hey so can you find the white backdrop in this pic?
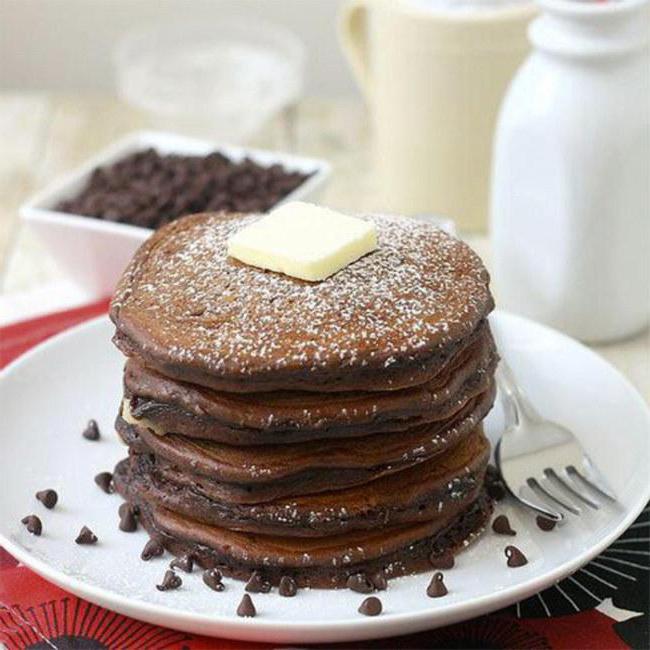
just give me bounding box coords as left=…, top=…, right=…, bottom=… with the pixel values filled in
left=0, top=0, right=358, bottom=97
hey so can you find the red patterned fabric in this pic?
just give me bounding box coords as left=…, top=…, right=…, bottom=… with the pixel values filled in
left=0, top=303, right=644, bottom=649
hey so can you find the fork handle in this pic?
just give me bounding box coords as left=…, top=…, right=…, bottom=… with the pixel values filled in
left=497, top=360, right=542, bottom=425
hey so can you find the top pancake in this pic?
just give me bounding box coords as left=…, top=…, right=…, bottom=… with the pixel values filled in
left=111, top=212, right=494, bottom=393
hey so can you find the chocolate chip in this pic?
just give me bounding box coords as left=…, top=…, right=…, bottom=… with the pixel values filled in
left=429, top=551, right=455, bottom=570
left=505, top=545, right=528, bottom=567
left=82, top=419, right=100, bottom=440
left=119, top=504, right=138, bottom=532
left=75, top=526, right=97, bottom=545
left=203, top=568, right=225, bottom=591
left=170, top=554, right=194, bottom=573
left=245, top=571, right=271, bottom=593
left=237, top=594, right=256, bottom=618
left=278, top=575, right=297, bottom=597
left=21, top=515, right=42, bottom=536
left=156, top=570, right=182, bottom=591
left=94, top=472, right=114, bottom=494
left=536, top=515, right=557, bottom=531
left=487, top=482, right=507, bottom=501
left=369, top=570, right=387, bottom=591
left=35, top=489, right=58, bottom=509
left=492, top=514, right=516, bottom=536
left=141, top=539, right=164, bottom=561
left=346, top=572, right=374, bottom=594
left=358, top=596, right=382, bottom=616
left=426, top=572, right=448, bottom=598
left=118, top=502, right=139, bottom=518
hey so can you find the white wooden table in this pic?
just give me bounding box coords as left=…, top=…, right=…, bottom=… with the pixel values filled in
left=1, top=92, right=648, bottom=402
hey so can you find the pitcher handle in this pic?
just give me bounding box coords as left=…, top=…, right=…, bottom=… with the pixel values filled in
left=338, top=0, right=372, bottom=99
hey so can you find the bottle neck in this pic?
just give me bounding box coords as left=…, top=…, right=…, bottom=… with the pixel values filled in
left=529, top=0, right=650, bottom=59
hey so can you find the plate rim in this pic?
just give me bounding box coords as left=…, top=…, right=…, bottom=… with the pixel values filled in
left=1, top=311, right=649, bottom=643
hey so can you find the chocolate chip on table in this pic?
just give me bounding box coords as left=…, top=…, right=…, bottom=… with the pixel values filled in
left=278, top=575, right=298, bottom=597
left=426, top=572, right=448, bottom=598
left=82, top=419, right=100, bottom=441
left=157, top=570, right=182, bottom=591
left=245, top=571, right=271, bottom=593
left=358, top=596, right=382, bottom=617
left=346, top=572, right=374, bottom=594
left=492, top=514, right=516, bottom=536
left=370, top=570, right=387, bottom=591
left=141, top=539, right=164, bottom=561
left=94, top=472, right=114, bottom=494
left=75, top=526, right=98, bottom=545
left=505, top=545, right=528, bottom=568
left=119, top=504, right=138, bottom=532
left=203, top=568, right=225, bottom=592
left=237, top=594, right=256, bottom=618
left=170, top=554, right=194, bottom=573
left=429, top=551, right=455, bottom=570
left=21, top=515, right=42, bottom=536
left=119, top=502, right=139, bottom=518
left=536, top=515, right=557, bottom=531
left=35, top=489, right=58, bottom=509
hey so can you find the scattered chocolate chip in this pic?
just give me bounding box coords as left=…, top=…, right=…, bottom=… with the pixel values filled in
left=237, top=594, right=256, bottom=618
left=358, top=596, right=382, bottom=616
left=536, top=515, right=557, bottom=531
left=429, top=551, right=455, bottom=570
left=426, top=572, right=448, bottom=598
left=505, top=545, right=528, bottom=567
left=94, top=472, right=114, bottom=494
left=118, top=504, right=138, bottom=532
left=370, top=570, right=387, bottom=591
left=141, top=539, right=164, bottom=561
left=118, top=502, right=139, bottom=518
left=245, top=571, right=271, bottom=593
left=203, top=568, right=225, bottom=592
left=82, top=419, right=100, bottom=441
left=156, top=570, right=182, bottom=591
left=21, top=515, right=42, bottom=536
left=170, top=554, right=194, bottom=573
left=346, top=572, right=374, bottom=594
left=75, top=526, right=97, bottom=545
left=487, top=482, right=507, bottom=501
left=492, top=514, right=516, bottom=536
left=35, top=489, right=58, bottom=509
left=279, top=575, right=297, bottom=597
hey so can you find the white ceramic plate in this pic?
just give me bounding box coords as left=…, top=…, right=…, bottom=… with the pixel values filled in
left=0, top=312, right=648, bottom=644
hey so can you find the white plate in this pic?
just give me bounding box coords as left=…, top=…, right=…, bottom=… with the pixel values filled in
left=0, top=311, right=648, bottom=644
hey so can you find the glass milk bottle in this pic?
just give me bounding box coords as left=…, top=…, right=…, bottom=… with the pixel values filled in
left=491, top=0, right=650, bottom=341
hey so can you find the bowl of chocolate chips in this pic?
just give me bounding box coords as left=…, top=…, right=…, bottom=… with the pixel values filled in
left=20, top=130, right=330, bottom=297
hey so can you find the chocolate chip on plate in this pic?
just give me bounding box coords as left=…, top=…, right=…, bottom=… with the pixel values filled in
left=203, top=568, right=225, bottom=592
left=94, top=472, right=114, bottom=494
left=492, top=514, right=516, bottom=536
left=278, top=575, right=298, bottom=597
left=237, top=594, right=256, bottom=618
left=536, top=515, right=557, bottom=531
left=75, top=526, right=97, bottom=545
left=119, top=504, right=138, bottom=532
left=141, top=539, right=164, bottom=561
left=358, top=596, right=382, bottom=616
left=429, top=551, right=455, bottom=570
left=487, top=482, right=507, bottom=501
left=245, top=570, right=271, bottom=593
left=505, top=545, right=528, bottom=568
left=21, top=515, right=42, bottom=536
left=427, top=572, right=448, bottom=598
left=170, top=554, right=194, bottom=573
left=346, top=572, right=374, bottom=594
left=35, top=489, right=58, bottom=509
left=82, top=419, right=100, bottom=441
left=370, top=570, right=388, bottom=591
left=157, top=570, right=182, bottom=591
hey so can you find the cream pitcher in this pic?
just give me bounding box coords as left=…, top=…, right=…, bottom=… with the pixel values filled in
left=339, top=0, right=536, bottom=232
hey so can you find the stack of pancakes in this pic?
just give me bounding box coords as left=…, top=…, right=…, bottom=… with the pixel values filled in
left=110, top=212, right=498, bottom=588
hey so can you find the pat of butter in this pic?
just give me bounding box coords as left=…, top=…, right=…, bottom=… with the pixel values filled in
left=227, top=202, right=378, bottom=281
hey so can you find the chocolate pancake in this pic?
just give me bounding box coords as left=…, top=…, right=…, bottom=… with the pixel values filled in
left=126, top=491, right=493, bottom=588
left=111, top=212, right=493, bottom=393
left=123, top=323, right=497, bottom=444
left=113, top=428, right=490, bottom=537
left=116, top=381, right=495, bottom=499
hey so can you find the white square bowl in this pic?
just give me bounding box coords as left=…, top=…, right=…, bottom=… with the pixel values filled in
left=20, top=130, right=331, bottom=298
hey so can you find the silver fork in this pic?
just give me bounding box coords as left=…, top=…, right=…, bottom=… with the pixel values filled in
left=495, top=361, right=617, bottom=522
